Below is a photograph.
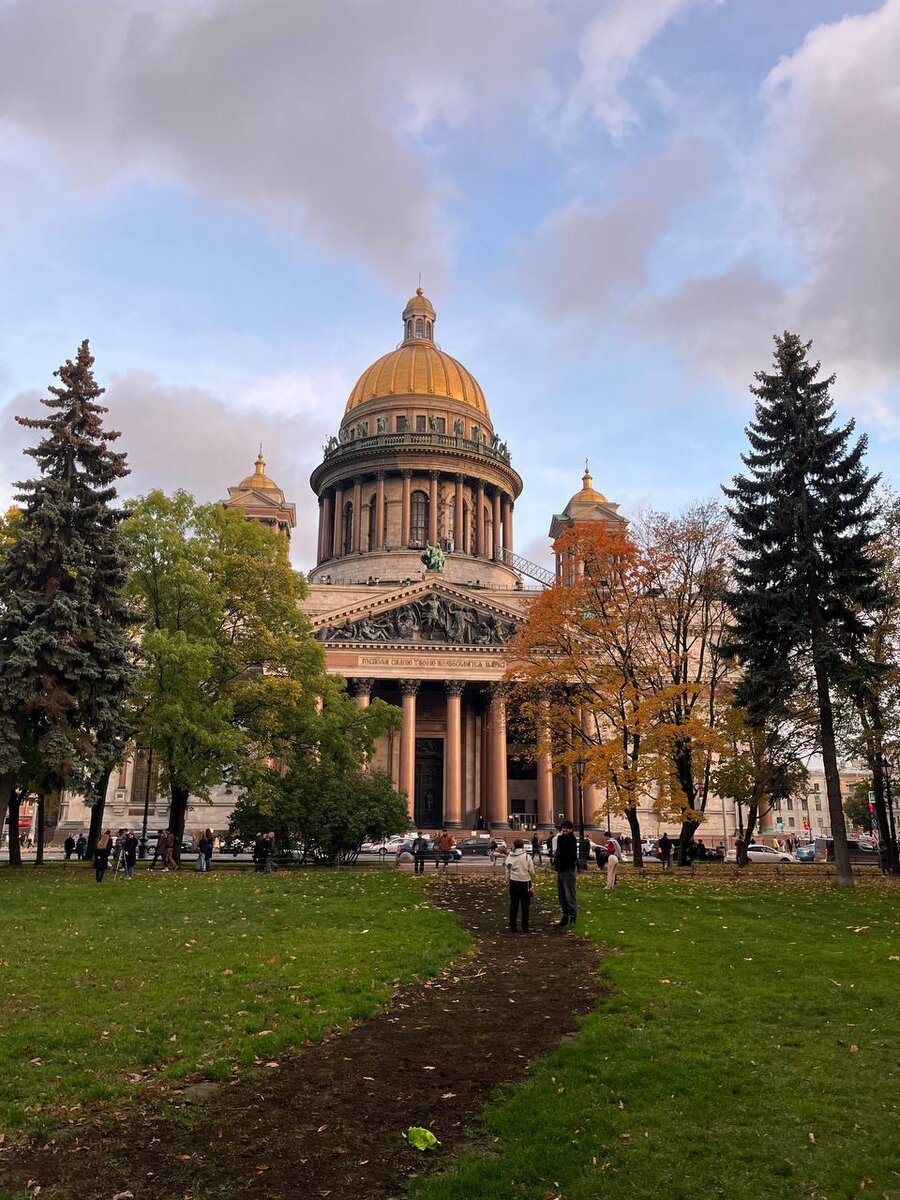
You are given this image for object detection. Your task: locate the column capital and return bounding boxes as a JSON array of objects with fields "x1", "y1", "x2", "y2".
[
  {"x1": 444, "y1": 680, "x2": 465, "y2": 698},
  {"x1": 401, "y1": 468, "x2": 413, "y2": 479},
  {"x1": 399, "y1": 678, "x2": 421, "y2": 697},
  {"x1": 376, "y1": 469, "x2": 386, "y2": 480},
  {"x1": 455, "y1": 471, "x2": 465, "y2": 482},
  {"x1": 350, "y1": 677, "x2": 375, "y2": 698},
  {"x1": 429, "y1": 469, "x2": 440, "y2": 480},
  {"x1": 487, "y1": 680, "x2": 509, "y2": 700}
]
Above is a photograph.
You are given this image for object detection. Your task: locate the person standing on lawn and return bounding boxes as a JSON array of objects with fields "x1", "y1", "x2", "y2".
[
  {"x1": 63, "y1": 834, "x2": 75, "y2": 860},
  {"x1": 122, "y1": 830, "x2": 138, "y2": 880},
  {"x1": 531, "y1": 832, "x2": 542, "y2": 865},
  {"x1": 163, "y1": 828, "x2": 178, "y2": 871},
  {"x1": 94, "y1": 830, "x2": 112, "y2": 883},
  {"x1": 604, "y1": 830, "x2": 621, "y2": 889},
  {"x1": 148, "y1": 829, "x2": 167, "y2": 871},
  {"x1": 196, "y1": 829, "x2": 212, "y2": 871},
  {"x1": 437, "y1": 829, "x2": 455, "y2": 869},
  {"x1": 75, "y1": 833, "x2": 86, "y2": 860},
  {"x1": 506, "y1": 838, "x2": 536, "y2": 932},
  {"x1": 659, "y1": 832, "x2": 671, "y2": 870},
  {"x1": 553, "y1": 819, "x2": 578, "y2": 928},
  {"x1": 411, "y1": 830, "x2": 429, "y2": 875}
]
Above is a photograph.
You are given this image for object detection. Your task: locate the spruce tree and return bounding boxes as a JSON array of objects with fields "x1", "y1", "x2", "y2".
[
  {"x1": 724, "y1": 332, "x2": 886, "y2": 888},
  {"x1": 0, "y1": 341, "x2": 136, "y2": 862}
]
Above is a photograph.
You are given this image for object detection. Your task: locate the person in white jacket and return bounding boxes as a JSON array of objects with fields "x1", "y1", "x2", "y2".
[{"x1": 505, "y1": 838, "x2": 537, "y2": 932}]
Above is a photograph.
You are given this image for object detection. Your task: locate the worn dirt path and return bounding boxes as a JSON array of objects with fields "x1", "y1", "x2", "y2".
[{"x1": 0, "y1": 875, "x2": 602, "y2": 1200}]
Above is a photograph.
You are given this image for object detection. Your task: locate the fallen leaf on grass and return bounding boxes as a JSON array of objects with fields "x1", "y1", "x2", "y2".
[{"x1": 406, "y1": 1127, "x2": 440, "y2": 1152}]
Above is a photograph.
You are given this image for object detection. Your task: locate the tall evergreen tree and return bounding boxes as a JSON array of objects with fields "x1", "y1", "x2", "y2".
[
  {"x1": 724, "y1": 332, "x2": 886, "y2": 888},
  {"x1": 0, "y1": 341, "x2": 136, "y2": 863}
]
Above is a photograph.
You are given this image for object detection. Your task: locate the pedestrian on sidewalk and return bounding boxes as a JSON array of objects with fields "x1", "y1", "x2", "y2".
[
  {"x1": 412, "y1": 830, "x2": 429, "y2": 875},
  {"x1": 94, "y1": 830, "x2": 112, "y2": 883},
  {"x1": 163, "y1": 828, "x2": 178, "y2": 871},
  {"x1": 553, "y1": 819, "x2": 578, "y2": 929},
  {"x1": 531, "y1": 832, "x2": 542, "y2": 865},
  {"x1": 437, "y1": 829, "x2": 455, "y2": 870},
  {"x1": 505, "y1": 838, "x2": 536, "y2": 932}
]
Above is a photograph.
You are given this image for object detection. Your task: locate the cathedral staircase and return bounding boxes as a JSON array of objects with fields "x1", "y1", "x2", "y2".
[{"x1": 498, "y1": 547, "x2": 555, "y2": 588}]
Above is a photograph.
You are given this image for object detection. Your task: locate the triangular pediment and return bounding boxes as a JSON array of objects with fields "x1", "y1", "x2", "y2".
[{"x1": 311, "y1": 578, "x2": 522, "y2": 649}]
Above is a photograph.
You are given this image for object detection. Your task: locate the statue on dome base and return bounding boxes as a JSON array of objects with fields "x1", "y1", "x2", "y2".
[{"x1": 420, "y1": 542, "x2": 445, "y2": 573}]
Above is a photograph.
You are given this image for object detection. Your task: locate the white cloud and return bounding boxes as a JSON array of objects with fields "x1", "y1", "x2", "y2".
[
  {"x1": 564, "y1": 0, "x2": 710, "y2": 137},
  {"x1": 0, "y1": 369, "x2": 333, "y2": 566},
  {"x1": 0, "y1": 0, "x2": 557, "y2": 284}
]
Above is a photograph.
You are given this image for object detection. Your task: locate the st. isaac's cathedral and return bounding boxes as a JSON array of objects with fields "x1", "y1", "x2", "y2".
[
  {"x1": 57, "y1": 289, "x2": 628, "y2": 837},
  {"x1": 223, "y1": 287, "x2": 625, "y2": 833}
]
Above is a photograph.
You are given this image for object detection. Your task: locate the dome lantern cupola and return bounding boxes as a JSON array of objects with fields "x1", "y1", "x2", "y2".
[{"x1": 402, "y1": 287, "x2": 437, "y2": 344}]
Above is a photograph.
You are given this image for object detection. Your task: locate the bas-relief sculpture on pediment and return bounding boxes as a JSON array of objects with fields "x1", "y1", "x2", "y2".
[{"x1": 318, "y1": 594, "x2": 519, "y2": 648}]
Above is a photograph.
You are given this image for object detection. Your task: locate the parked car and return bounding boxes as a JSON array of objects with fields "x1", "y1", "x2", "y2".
[
  {"x1": 396, "y1": 837, "x2": 462, "y2": 861},
  {"x1": 724, "y1": 844, "x2": 793, "y2": 864},
  {"x1": 814, "y1": 837, "x2": 880, "y2": 866},
  {"x1": 458, "y1": 837, "x2": 492, "y2": 856}
]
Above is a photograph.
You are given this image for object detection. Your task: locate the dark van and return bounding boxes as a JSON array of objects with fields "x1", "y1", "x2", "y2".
[{"x1": 814, "y1": 837, "x2": 880, "y2": 866}]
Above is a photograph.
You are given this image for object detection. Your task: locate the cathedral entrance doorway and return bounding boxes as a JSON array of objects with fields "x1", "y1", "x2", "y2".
[{"x1": 414, "y1": 738, "x2": 444, "y2": 828}]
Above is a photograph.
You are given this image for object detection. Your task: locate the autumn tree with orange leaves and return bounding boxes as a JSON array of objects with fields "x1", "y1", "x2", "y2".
[{"x1": 508, "y1": 504, "x2": 732, "y2": 867}]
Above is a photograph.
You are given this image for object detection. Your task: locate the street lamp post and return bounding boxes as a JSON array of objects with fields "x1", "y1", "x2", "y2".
[
  {"x1": 574, "y1": 756, "x2": 587, "y2": 860},
  {"x1": 138, "y1": 745, "x2": 153, "y2": 860}
]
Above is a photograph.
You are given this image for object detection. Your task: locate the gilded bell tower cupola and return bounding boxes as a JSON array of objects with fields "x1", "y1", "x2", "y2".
[{"x1": 402, "y1": 287, "x2": 437, "y2": 344}]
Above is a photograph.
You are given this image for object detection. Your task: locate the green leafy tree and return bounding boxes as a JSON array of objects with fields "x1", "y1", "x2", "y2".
[
  {"x1": 844, "y1": 780, "x2": 873, "y2": 834},
  {"x1": 0, "y1": 342, "x2": 135, "y2": 867},
  {"x1": 835, "y1": 490, "x2": 900, "y2": 871},
  {"x1": 712, "y1": 706, "x2": 808, "y2": 865},
  {"x1": 123, "y1": 490, "x2": 336, "y2": 853},
  {"x1": 724, "y1": 333, "x2": 886, "y2": 888},
  {"x1": 229, "y1": 687, "x2": 404, "y2": 862}
]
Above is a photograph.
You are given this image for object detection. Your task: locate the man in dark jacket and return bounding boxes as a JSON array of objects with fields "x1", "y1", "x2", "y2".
[
  {"x1": 63, "y1": 835, "x2": 76, "y2": 860},
  {"x1": 411, "y1": 831, "x2": 429, "y2": 875},
  {"x1": 553, "y1": 819, "x2": 579, "y2": 929},
  {"x1": 75, "y1": 833, "x2": 87, "y2": 860}
]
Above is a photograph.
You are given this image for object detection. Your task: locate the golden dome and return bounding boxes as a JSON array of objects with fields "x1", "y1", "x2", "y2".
[
  {"x1": 566, "y1": 462, "x2": 607, "y2": 510},
  {"x1": 344, "y1": 289, "x2": 490, "y2": 418},
  {"x1": 238, "y1": 451, "x2": 279, "y2": 491},
  {"x1": 345, "y1": 342, "x2": 488, "y2": 416}
]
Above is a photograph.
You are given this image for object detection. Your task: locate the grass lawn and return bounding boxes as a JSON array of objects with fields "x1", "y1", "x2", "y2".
[
  {"x1": 412, "y1": 872, "x2": 900, "y2": 1200},
  {"x1": 0, "y1": 865, "x2": 468, "y2": 1137}
]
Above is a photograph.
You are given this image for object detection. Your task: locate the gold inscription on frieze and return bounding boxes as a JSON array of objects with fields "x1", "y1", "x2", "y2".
[{"x1": 357, "y1": 655, "x2": 497, "y2": 669}]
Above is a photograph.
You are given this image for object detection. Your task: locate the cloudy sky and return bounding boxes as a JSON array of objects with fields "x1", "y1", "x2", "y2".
[{"x1": 1, "y1": 0, "x2": 898, "y2": 569}]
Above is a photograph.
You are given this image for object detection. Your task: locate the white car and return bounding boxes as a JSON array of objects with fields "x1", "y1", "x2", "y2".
[{"x1": 724, "y1": 844, "x2": 793, "y2": 864}]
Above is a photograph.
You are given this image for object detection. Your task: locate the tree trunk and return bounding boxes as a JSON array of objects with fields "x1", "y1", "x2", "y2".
[
  {"x1": 738, "y1": 802, "x2": 759, "y2": 867},
  {"x1": 625, "y1": 806, "x2": 643, "y2": 867},
  {"x1": 677, "y1": 817, "x2": 700, "y2": 865},
  {"x1": 813, "y1": 660, "x2": 853, "y2": 888},
  {"x1": 7, "y1": 791, "x2": 22, "y2": 867},
  {"x1": 0, "y1": 771, "x2": 14, "y2": 854},
  {"x1": 863, "y1": 707, "x2": 900, "y2": 874},
  {"x1": 85, "y1": 766, "x2": 113, "y2": 860},
  {"x1": 170, "y1": 783, "x2": 190, "y2": 865},
  {"x1": 35, "y1": 795, "x2": 45, "y2": 866}
]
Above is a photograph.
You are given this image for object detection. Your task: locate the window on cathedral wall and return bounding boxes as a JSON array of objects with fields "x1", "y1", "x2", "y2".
[
  {"x1": 447, "y1": 497, "x2": 457, "y2": 546},
  {"x1": 484, "y1": 504, "x2": 493, "y2": 555},
  {"x1": 396, "y1": 415, "x2": 408, "y2": 432},
  {"x1": 410, "y1": 490, "x2": 428, "y2": 547},
  {"x1": 415, "y1": 415, "x2": 427, "y2": 433},
  {"x1": 406, "y1": 319, "x2": 412, "y2": 339},
  {"x1": 342, "y1": 501, "x2": 353, "y2": 555},
  {"x1": 433, "y1": 416, "x2": 446, "y2": 434},
  {"x1": 415, "y1": 317, "x2": 424, "y2": 337}
]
